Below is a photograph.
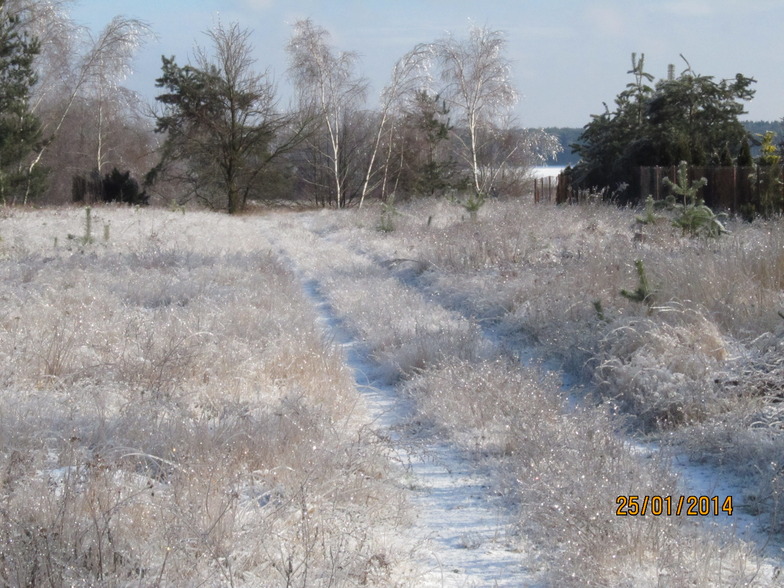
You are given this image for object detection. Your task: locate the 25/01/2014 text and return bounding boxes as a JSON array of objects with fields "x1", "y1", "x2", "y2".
[{"x1": 616, "y1": 495, "x2": 733, "y2": 516}]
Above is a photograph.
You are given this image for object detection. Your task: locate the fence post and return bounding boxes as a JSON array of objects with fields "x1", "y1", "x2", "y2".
[{"x1": 732, "y1": 166, "x2": 737, "y2": 210}]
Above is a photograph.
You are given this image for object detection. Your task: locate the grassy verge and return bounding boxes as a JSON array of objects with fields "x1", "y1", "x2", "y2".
[
  {"x1": 3, "y1": 200, "x2": 781, "y2": 585},
  {"x1": 0, "y1": 208, "x2": 407, "y2": 586}
]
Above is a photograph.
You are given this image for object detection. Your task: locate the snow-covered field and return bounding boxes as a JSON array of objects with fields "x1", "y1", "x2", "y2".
[{"x1": 0, "y1": 201, "x2": 782, "y2": 585}]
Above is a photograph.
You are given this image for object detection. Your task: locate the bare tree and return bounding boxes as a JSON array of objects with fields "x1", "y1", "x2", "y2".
[
  {"x1": 355, "y1": 43, "x2": 432, "y2": 207},
  {"x1": 26, "y1": 11, "x2": 150, "y2": 202},
  {"x1": 434, "y1": 26, "x2": 518, "y2": 195},
  {"x1": 287, "y1": 19, "x2": 367, "y2": 208},
  {"x1": 7, "y1": 0, "x2": 74, "y2": 111}
]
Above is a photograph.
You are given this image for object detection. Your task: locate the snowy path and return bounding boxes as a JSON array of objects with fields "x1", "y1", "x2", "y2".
[
  {"x1": 262, "y1": 210, "x2": 782, "y2": 585},
  {"x1": 265, "y1": 218, "x2": 541, "y2": 586}
]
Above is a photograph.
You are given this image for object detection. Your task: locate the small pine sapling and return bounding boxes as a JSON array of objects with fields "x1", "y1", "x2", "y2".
[
  {"x1": 451, "y1": 189, "x2": 486, "y2": 221},
  {"x1": 663, "y1": 161, "x2": 727, "y2": 238},
  {"x1": 67, "y1": 207, "x2": 94, "y2": 246},
  {"x1": 463, "y1": 191, "x2": 485, "y2": 221},
  {"x1": 593, "y1": 299, "x2": 606, "y2": 322},
  {"x1": 378, "y1": 194, "x2": 398, "y2": 233},
  {"x1": 635, "y1": 195, "x2": 671, "y2": 226},
  {"x1": 621, "y1": 259, "x2": 654, "y2": 307}
]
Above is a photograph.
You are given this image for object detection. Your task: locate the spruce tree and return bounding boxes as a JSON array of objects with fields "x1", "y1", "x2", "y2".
[{"x1": 0, "y1": 0, "x2": 44, "y2": 203}]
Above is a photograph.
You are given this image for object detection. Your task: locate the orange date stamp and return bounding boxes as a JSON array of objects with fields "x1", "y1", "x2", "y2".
[{"x1": 616, "y1": 495, "x2": 733, "y2": 516}]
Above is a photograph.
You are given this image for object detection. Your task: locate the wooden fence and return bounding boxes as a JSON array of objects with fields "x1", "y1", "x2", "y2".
[
  {"x1": 550, "y1": 165, "x2": 784, "y2": 214},
  {"x1": 539, "y1": 173, "x2": 591, "y2": 204},
  {"x1": 533, "y1": 176, "x2": 558, "y2": 203},
  {"x1": 638, "y1": 166, "x2": 760, "y2": 211},
  {"x1": 533, "y1": 173, "x2": 591, "y2": 204}
]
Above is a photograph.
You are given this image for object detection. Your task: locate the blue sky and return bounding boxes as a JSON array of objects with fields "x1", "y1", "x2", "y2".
[{"x1": 69, "y1": 0, "x2": 784, "y2": 128}]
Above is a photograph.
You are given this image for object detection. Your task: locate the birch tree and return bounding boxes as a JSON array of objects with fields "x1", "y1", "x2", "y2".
[
  {"x1": 434, "y1": 26, "x2": 518, "y2": 196},
  {"x1": 7, "y1": 0, "x2": 73, "y2": 112},
  {"x1": 357, "y1": 43, "x2": 431, "y2": 207},
  {"x1": 287, "y1": 19, "x2": 367, "y2": 207},
  {"x1": 26, "y1": 12, "x2": 150, "y2": 202}
]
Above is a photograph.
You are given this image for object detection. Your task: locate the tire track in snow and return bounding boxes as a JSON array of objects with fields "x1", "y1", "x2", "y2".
[
  {"x1": 286, "y1": 214, "x2": 784, "y2": 580},
  {"x1": 265, "y1": 217, "x2": 540, "y2": 587},
  {"x1": 324, "y1": 218, "x2": 784, "y2": 575}
]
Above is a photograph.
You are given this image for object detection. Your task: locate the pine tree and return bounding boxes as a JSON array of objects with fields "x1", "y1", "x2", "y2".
[
  {"x1": 0, "y1": 0, "x2": 44, "y2": 204},
  {"x1": 572, "y1": 54, "x2": 755, "y2": 203},
  {"x1": 150, "y1": 23, "x2": 304, "y2": 214},
  {"x1": 409, "y1": 91, "x2": 458, "y2": 196},
  {"x1": 754, "y1": 131, "x2": 783, "y2": 216}
]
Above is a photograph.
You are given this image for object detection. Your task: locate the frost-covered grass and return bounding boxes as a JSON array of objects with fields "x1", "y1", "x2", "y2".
[
  {"x1": 0, "y1": 207, "x2": 407, "y2": 586},
  {"x1": 403, "y1": 359, "x2": 765, "y2": 586},
  {"x1": 342, "y1": 200, "x2": 783, "y2": 405},
  {"x1": 265, "y1": 203, "x2": 778, "y2": 585},
  {"x1": 373, "y1": 198, "x2": 784, "y2": 542},
  {"x1": 3, "y1": 201, "x2": 783, "y2": 585},
  {"x1": 278, "y1": 197, "x2": 784, "y2": 583}
]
